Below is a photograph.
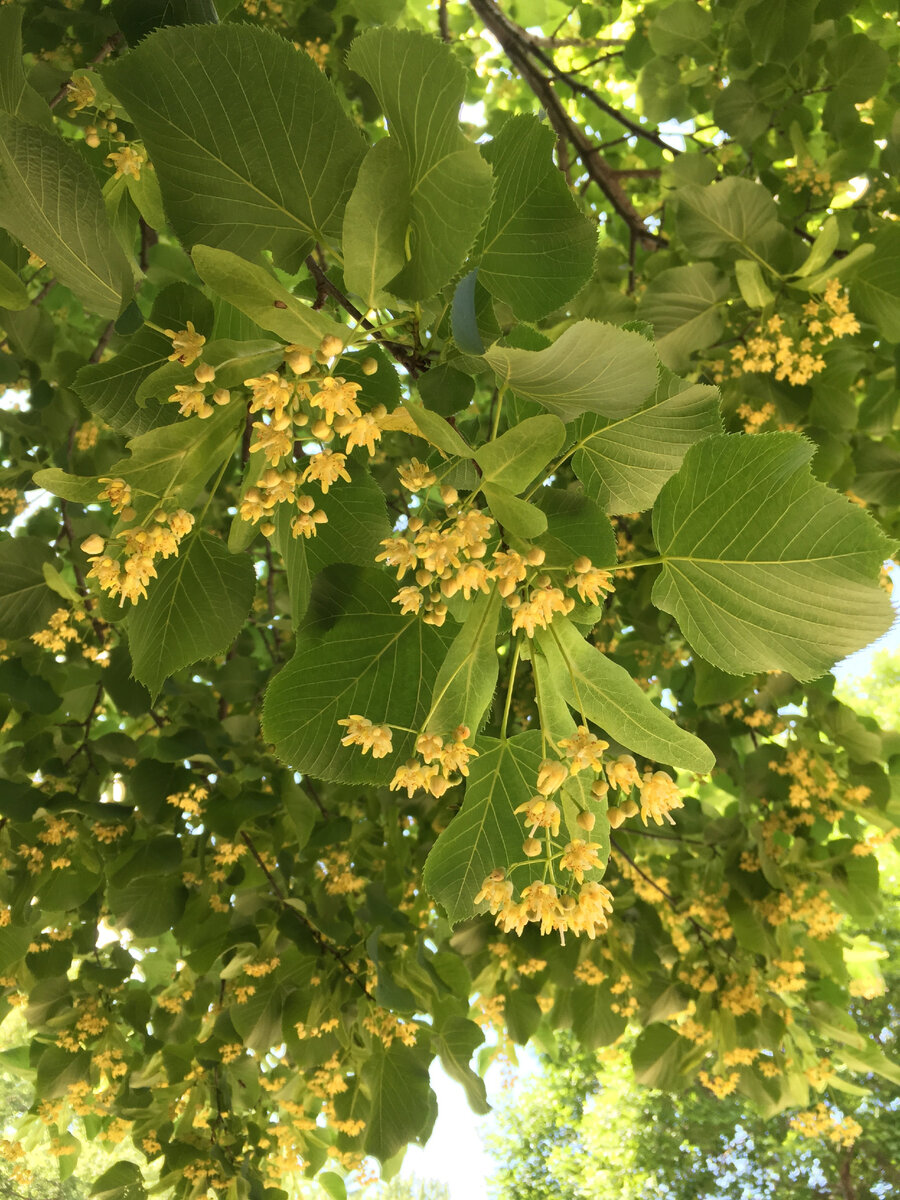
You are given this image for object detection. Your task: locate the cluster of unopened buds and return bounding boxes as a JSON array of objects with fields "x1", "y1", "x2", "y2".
[
  {"x1": 476, "y1": 736, "x2": 685, "y2": 941},
  {"x1": 337, "y1": 716, "x2": 478, "y2": 799},
  {"x1": 377, "y1": 472, "x2": 615, "y2": 630},
  {"x1": 82, "y1": 500, "x2": 195, "y2": 606}
]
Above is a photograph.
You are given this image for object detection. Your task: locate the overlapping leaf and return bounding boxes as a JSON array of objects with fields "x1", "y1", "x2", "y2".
[
  {"x1": 105, "y1": 25, "x2": 366, "y2": 269},
  {"x1": 534, "y1": 619, "x2": 715, "y2": 772},
  {"x1": 484, "y1": 321, "x2": 658, "y2": 423},
  {"x1": 572, "y1": 369, "x2": 722, "y2": 514},
  {"x1": 475, "y1": 115, "x2": 596, "y2": 321},
  {"x1": 347, "y1": 28, "x2": 493, "y2": 300},
  {"x1": 652, "y1": 433, "x2": 895, "y2": 679},
  {"x1": 0, "y1": 115, "x2": 132, "y2": 316},
  {"x1": 128, "y1": 533, "x2": 256, "y2": 699}
]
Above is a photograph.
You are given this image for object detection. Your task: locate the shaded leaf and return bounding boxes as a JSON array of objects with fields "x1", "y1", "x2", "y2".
[
  {"x1": 128, "y1": 533, "x2": 256, "y2": 698},
  {"x1": 347, "y1": 29, "x2": 493, "y2": 299},
  {"x1": 0, "y1": 115, "x2": 132, "y2": 316},
  {"x1": 106, "y1": 25, "x2": 365, "y2": 268},
  {"x1": 476, "y1": 115, "x2": 596, "y2": 321},
  {"x1": 484, "y1": 321, "x2": 657, "y2": 423}
]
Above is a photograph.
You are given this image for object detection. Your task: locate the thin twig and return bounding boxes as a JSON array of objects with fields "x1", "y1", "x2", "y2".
[
  {"x1": 438, "y1": 0, "x2": 451, "y2": 42},
  {"x1": 240, "y1": 831, "x2": 373, "y2": 999},
  {"x1": 303, "y1": 253, "x2": 430, "y2": 377},
  {"x1": 89, "y1": 320, "x2": 115, "y2": 364},
  {"x1": 610, "y1": 836, "x2": 713, "y2": 947}
]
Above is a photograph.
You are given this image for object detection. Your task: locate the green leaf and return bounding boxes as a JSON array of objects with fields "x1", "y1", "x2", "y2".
[
  {"x1": 304, "y1": 465, "x2": 392, "y2": 576},
  {"x1": 107, "y1": 402, "x2": 242, "y2": 505},
  {"x1": 475, "y1": 415, "x2": 566, "y2": 493},
  {"x1": 850, "y1": 227, "x2": 900, "y2": 340},
  {"x1": 110, "y1": 0, "x2": 219, "y2": 42},
  {"x1": 36, "y1": 1046, "x2": 92, "y2": 1101},
  {"x1": 342, "y1": 139, "x2": 408, "y2": 308},
  {"x1": 0, "y1": 115, "x2": 132, "y2": 317},
  {"x1": 648, "y1": 1, "x2": 713, "y2": 57},
  {"x1": 532, "y1": 489, "x2": 617, "y2": 571},
  {"x1": 404, "y1": 403, "x2": 475, "y2": 458},
  {"x1": 0, "y1": 7, "x2": 52, "y2": 127},
  {"x1": 0, "y1": 259, "x2": 27, "y2": 309},
  {"x1": 572, "y1": 371, "x2": 721, "y2": 515},
  {"x1": 793, "y1": 215, "x2": 840, "y2": 279},
  {"x1": 106, "y1": 874, "x2": 186, "y2": 937},
  {"x1": 483, "y1": 482, "x2": 548, "y2": 539},
  {"x1": 90, "y1": 1160, "x2": 146, "y2": 1200},
  {"x1": 0, "y1": 537, "x2": 61, "y2": 639},
  {"x1": 128, "y1": 533, "x2": 256, "y2": 699},
  {"x1": 745, "y1": 0, "x2": 817, "y2": 66},
  {"x1": 484, "y1": 321, "x2": 658, "y2": 423},
  {"x1": 639, "y1": 263, "x2": 729, "y2": 370},
  {"x1": 418, "y1": 363, "x2": 475, "y2": 417},
  {"x1": 31, "y1": 469, "x2": 102, "y2": 505},
  {"x1": 475, "y1": 115, "x2": 596, "y2": 321},
  {"x1": 824, "y1": 33, "x2": 889, "y2": 102},
  {"x1": 105, "y1": 25, "x2": 365, "y2": 268},
  {"x1": 347, "y1": 29, "x2": 493, "y2": 299},
  {"x1": 852, "y1": 439, "x2": 900, "y2": 507},
  {"x1": 426, "y1": 588, "x2": 501, "y2": 735},
  {"x1": 191, "y1": 245, "x2": 346, "y2": 349},
  {"x1": 735, "y1": 259, "x2": 775, "y2": 308},
  {"x1": 262, "y1": 567, "x2": 449, "y2": 784},
  {"x1": 631, "y1": 1023, "x2": 694, "y2": 1088},
  {"x1": 651, "y1": 433, "x2": 895, "y2": 680},
  {"x1": 534, "y1": 619, "x2": 714, "y2": 772},
  {"x1": 73, "y1": 283, "x2": 214, "y2": 435},
  {"x1": 362, "y1": 1042, "x2": 433, "y2": 1163},
  {"x1": 571, "y1": 984, "x2": 628, "y2": 1049},
  {"x1": 433, "y1": 1017, "x2": 490, "y2": 1115},
  {"x1": 674, "y1": 178, "x2": 781, "y2": 261},
  {"x1": 423, "y1": 730, "x2": 544, "y2": 923}
]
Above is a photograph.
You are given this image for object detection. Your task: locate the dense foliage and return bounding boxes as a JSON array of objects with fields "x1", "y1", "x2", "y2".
[{"x1": 0, "y1": 0, "x2": 898, "y2": 1196}]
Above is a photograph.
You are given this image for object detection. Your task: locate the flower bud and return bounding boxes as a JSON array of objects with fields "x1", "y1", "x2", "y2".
[
  {"x1": 523, "y1": 837, "x2": 542, "y2": 858},
  {"x1": 576, "y1": 810, "x2": 596, "y2": 832},
  {"x1": 361, "y1": 357, "x2": 378, "y2": 375},
  {"x1": 319, "y1": 334, "x2": 343, "y2": 359},
  {"x1": 194, "y1": 363, "x2": 216, "y2": 384},
  {"x1": 286, "y1": 350, "x2": 312, "y2": 375},
  {"x1": 525, "y1": 546, "x2": 546, "y2": 566},
  {"x1": 213, "y1": 388, "x2": 231, "y2": 406},
  {"x1": 607, "y1": 806, "x2": 626, "y2": 828},
  {"x1": 80, "y1": 534, "x2": 105, "y2": 556}
]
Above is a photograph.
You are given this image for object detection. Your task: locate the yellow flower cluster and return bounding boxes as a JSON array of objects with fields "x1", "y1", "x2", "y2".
[
  {"x1": 698, "y1": 1069, "x2": 740, "y2": 1099},
  {"x1": 316, "y1": 849, "x2": 366, "y2": 896},
  {"x1": 362, "y1": 1008, "x2": 418, "y2": 1048},
  {"x1": 74, "y1": 419, "x2": 99, "y2": 450},
  {"x1": 604, "y1": 756, "x2": 683, "y2": 827},
  {"x1": 378, "y1": 485, "x2": 615, "y2": 633},
  {"x1": 166, "y1": 783, "x2": 208, "y2": 817},
  {"x1": 0, "y1": 486, "x2": 24, "y2": 517},
  {"x1": 713, "y1": 280, "x2": 860, "y2": 388},
  {"x1": 789, "y1": 1103, "x2": 862, "y2": 1148},
  {"x1": 31, "y1": 608, "x2": 82, "y2": 653},
  {"x1": 784, "y1": 156, "x2": 831, "y2": 197},
  {"x1": 84, "y1": 507, "x2": 195, "y2": 606}
]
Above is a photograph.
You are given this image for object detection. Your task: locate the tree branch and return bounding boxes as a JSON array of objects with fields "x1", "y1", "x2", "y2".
[{"x1": 468, "y1": 0, "x2": 664, "y2": 246}]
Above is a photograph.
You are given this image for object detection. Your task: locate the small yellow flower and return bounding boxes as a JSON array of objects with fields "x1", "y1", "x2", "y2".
[{"x1": 106, "y1": 146, "x2": 145, "y2": 179}]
